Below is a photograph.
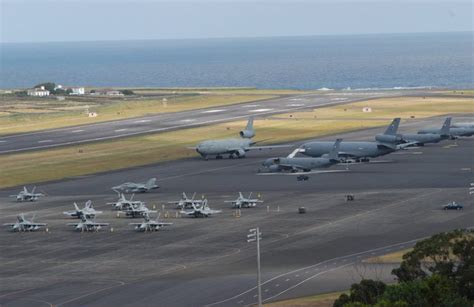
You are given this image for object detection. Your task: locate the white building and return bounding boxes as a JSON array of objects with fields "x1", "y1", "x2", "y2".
[
  {"x1": 27, "y1": 86, "x2": 50, "y2": 97},
  {"x1": 69, "y1": 87, "x2": 85, "y2": 95}
]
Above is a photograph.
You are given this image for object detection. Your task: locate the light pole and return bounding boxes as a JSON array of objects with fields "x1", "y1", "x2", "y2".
[{"x1": 248, "y1": 227, "x2": 262, "y2": 307}]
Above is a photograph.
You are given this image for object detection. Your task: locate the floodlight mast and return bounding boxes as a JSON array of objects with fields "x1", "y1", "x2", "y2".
[{"x1": 248, "y1": 227, "x2": 262, "y2": 307}]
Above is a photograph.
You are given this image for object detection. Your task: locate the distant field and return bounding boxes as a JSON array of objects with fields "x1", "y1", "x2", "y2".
[
  {"x1": 0, "y1": 93, "x2": 277, "y2": 135},
  {"x1": 1, "y1": 95, "x2": 472, "y2": 188},
  {"x1": 265, "y1": 291, "x2": 346, "y2": 307}
]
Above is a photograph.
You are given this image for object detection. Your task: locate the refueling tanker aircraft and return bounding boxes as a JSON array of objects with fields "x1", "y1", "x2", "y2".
[
  {"x1": 192, "y1": 117, "x2": 291, "y2": 160},
  {"x1": 398, "y1": 117, "x2": 452, "y2": 145},
  {"x1": 299, "y1": 118, "x2": 411, "y2": 162},
  {"x1": 418, "y1": 118, "x2": 474, "y2": 138},
  {"x1": 261, "y1": 139, "x2": 343, "y2": 173}
]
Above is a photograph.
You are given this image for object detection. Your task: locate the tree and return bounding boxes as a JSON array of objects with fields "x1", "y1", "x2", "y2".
[
  {"x1": 121, "y1": 89, "x2": 134, "y2": 95},
  {"x1": 334, "y1": 279, "x2": 386, "y2": 306},
  {"x1": 34, "y1": 82, "x2": 55, "y2": 92},
  {"x1": 392, "y1": 229, "x2": 473, "y2": 300}
]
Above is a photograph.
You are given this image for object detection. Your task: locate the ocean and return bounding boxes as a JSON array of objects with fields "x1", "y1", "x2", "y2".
[{"x1": 0, "y1": 32, "x2": 472, "y2": 90}]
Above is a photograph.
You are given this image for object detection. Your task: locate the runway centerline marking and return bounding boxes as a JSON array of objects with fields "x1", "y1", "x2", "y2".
[
  {"x1": 249, "y1": 108, "x2": 273, "y2": 112},
  {"x1": 134, "y1": 119, "x2": 151, "y2": 123},
  {"x1": 202, "y1": 109, "x2": 226, "y2": 113},
  {"x1": 71, "y1": 130, "x2": 84, "y2": 133},
  {"x1": 38, "y1": 140, "x2": 52, "y2": 143},
  {"x1": 114, "y1": 129, "x2": 127, "y2": 132}
]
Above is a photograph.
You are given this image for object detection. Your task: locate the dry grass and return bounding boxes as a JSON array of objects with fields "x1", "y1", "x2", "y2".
[
  {"x1": 265, "y1": 291, "x2": 346, "y2": 307},
  {"x1": 363, "y1": 249, "x2": 412, "y2": 264},
  {"x1": 1, "y1": 96, "x2": 472, "y2": 188},
  {"x1": 0, "y1": 94, "x2": 277, "y2": 135}
]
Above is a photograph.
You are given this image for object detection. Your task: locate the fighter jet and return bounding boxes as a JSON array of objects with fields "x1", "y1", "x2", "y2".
[
  {"x1": 67, "y1": 215, "x2": 109, "y2": 232},
  {"x1": 129, "y1": 213, "x2": 172, "y2": 232},
  {"x1": 63, "y1": 200, "x2": 103, "y2": 219},
  {"x1": 418, "y1": 117, "x2": 473, "y2": 138},
  {"x1": 299, "y1": 119, "x2": 408, "y2": 162},
  {"x1": 193, "y1": 117, "x2": 291, "y2": 160},
  {"x1": 4, "y1": 213, "x2": 47, "y2": 232},
  {"x1": 399, "y1": 117, "x2": 452, "y2": 145},
  {"x1": 180, "y1": 199, "x2": 221, "y2": 217},
  {"x1": 112, "y1": 178, "x2": 159, "y2": 193},
  {"x1": 262, "y1": 139, "x2": 343, "y2": 173},
  {"x1": 120, "y1": 203, "x2": 157, "y2": 218},
  {"x1": 107, "y1": 193, "x2": 145, "y2": 211},
  {"x1": 224, "y1": 192, "x2": 264, "y2": 208},
  {"x1": 168, "y1": 192, "x2": 204, "y2": 209},
  {"x1": 10, "y1": 186, "x2": 44, "y2": 202}
]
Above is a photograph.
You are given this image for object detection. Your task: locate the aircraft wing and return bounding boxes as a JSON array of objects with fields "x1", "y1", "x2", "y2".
[
  {"x1": 3, "y1": 223, "x2": 16, "y2": 226},
  {"x1": 245, "y1": 144, "x2": 293, "y2": 151},
  {"x1": 29, "y1": 223, "x2": 47, "y2": 226},
  {"x1": 376, "y1": 143, "x2": 398, "y2": 150},
  {"x1": 63, "y1": 211, "x2": 77, "y2": 216},
  {"x1": 89, "y1": 222, "x2": 109, "y2": 226},
  {"x1": 258, "y1": 169, "x2": 348, "y2": 176},
  {"x1": 180, "y1": 210, "x2": 195, "y2": 215}
]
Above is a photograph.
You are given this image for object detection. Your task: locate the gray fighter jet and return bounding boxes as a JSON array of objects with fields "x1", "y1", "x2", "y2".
[
  {"x1": 400, "y1": 117, "x2": 452, "y2": 145},
  {"x1": 262, "y1": 139, "x2": 343, "y2": 173},
  {"x1": 299, "y1": 119, "x2": 407, "y2": 162},
  {"x1": 180, "y1": 199, "x2": 221, "y2": 218},
  {"x1": 4, "y1": 213, "x2": 47, "y2": 232},
  {"x1": 107, "y1": 193, "x2": 145, "y2": 211},
  {"x1": 193, "y1": 117, "x2": 290, "y2": 160},
  {"x1": 10, "y1": 186, "x2": 44, "y2": 202},
  {"x1": 418, "y1": 118, "x2": 473, "y2": 138},
  {"x1": 67, "y1": 215, "x2": 109, "y2": 232},
  {"x1": 63, "y1": 200, "x2": 103, "y2": 219},
  {"x1": 120, "y1": 203, "x2": 157, "y2": 218},
  {"x1": 168, "y1": 192, "x2": 204, "y2": 209},
  {"x1": 112, "y1": 178, "x2": 159, "y2": 193},
  {"x1": 129, "y1": 213, "x2": 172, "y2": 232},
  {"x1": 224, "y1": 192, "x2": 264, "y2": 208}
]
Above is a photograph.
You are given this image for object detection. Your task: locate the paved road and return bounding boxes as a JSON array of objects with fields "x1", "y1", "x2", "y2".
[
  {"x1": 0, "y1": 90, "x2": 428, "y2": 154},
  {"x1": 0, "y1": 117, "x2": 472, "y2": 307}
]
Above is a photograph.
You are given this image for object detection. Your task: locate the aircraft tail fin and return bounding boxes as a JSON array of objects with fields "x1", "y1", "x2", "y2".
[
  {"x1": 239, "y1": 192, "x2": 243, "y2": 199},
  {"x1": 146, "y1": 178, "x2": 157, "y2": 188},
  {"x1": 440, "y1": 117, "x2": 452, "y2": 136},
  {"x1": 23, "y1": 186, "x2": 28, "y2": 193},
  {"x1": 74, "y1": 202, "x2": 80, "y2": 211},
  {"x1": 328, "y1": 139, "x2": 343, "y2": 160},
  {"x1": 384, "y1": 118, "x2": 400, "y2": 135},
  {"x1": 85, "y1": 200, "x2": 92, "y2": 208},
  {"x1": 239, "y1": 117, "x2": 255, "y2": 138}
]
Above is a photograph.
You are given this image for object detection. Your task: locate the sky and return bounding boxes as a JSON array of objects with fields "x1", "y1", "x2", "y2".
[{"x1": 0, "y1": 0, "x2": 472, "y2": 43}]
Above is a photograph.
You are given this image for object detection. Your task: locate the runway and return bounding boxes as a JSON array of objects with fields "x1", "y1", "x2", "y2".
[
  {"x1": 0, "y1": 116, "x2": 473, "y2": 307},
  {"x1": 0, "y1": 89, "x2": 433, "y2": 154}
]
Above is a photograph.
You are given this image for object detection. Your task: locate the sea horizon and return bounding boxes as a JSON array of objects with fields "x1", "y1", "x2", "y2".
[{"x1": 1, "y1": 31, "x2": 472, "y2": 90}]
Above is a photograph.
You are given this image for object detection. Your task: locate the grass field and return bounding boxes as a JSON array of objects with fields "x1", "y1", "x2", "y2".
[
  {"x1": 0, "y1": 93, "x2": 277, "y2": 135},
  {"x1": 363, "y1": 249, "x2": 412, "y2": 264},
  {"x1": 265, "y1": 291, "x2": 346, "y2": 307},
  {"x1": 0, "y1": 96, "x2": 472, "y2": 188}
]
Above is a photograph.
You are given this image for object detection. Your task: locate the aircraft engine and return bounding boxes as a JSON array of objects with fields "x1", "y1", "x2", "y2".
[
  {"x1": 236, "y1": 149, "x2": 246, "y2": 157},
  {"x1": 239, "y1": 129, "x2": 255, "y2": 138},
  {"x1": 269, "y1": 165, "x2": 280, "y2": 172},
  {"x1": 375, "y1": 134, "x2": 403, "y2": 144}
]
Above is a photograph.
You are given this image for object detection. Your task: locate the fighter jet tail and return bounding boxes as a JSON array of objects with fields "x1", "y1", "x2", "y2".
[
  {"x1": 239, "y1": 117, "x2": 255, "y2": 138},
  {"x1": 145, "y1": 178, "x2": 157, "y2": 189},
  {"x1": 439, "y1": 117, "x2": 452, "y2": 136}
]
